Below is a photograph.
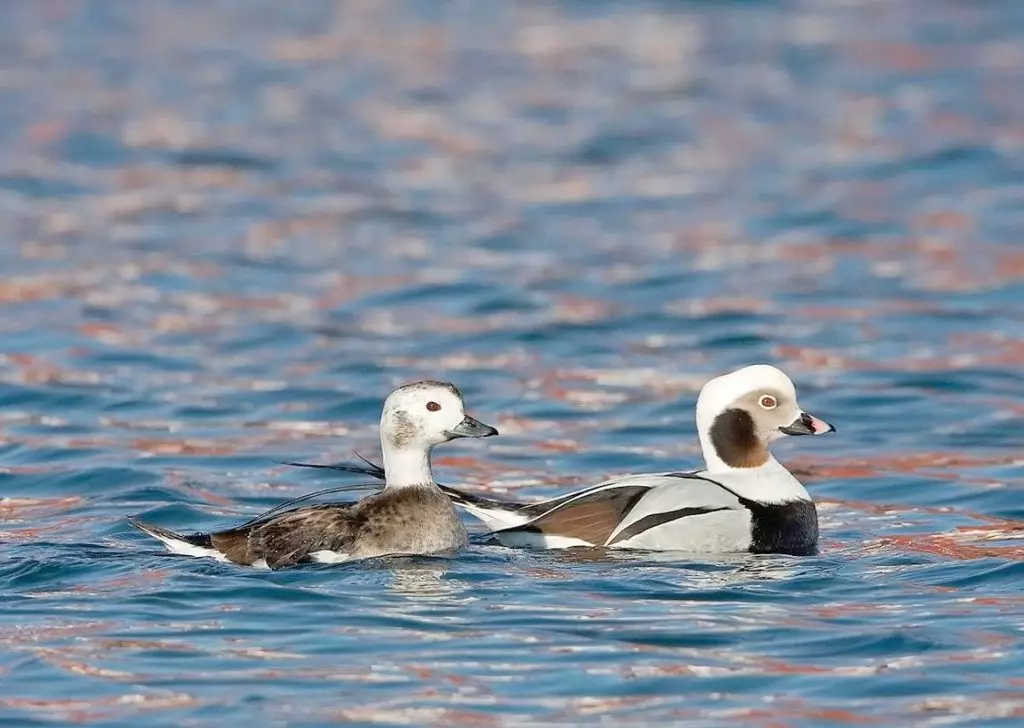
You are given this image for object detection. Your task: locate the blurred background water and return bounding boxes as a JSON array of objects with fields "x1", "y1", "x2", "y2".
[{"x1": 1, "y1": 0, "x2": 1023, "y2": 725}]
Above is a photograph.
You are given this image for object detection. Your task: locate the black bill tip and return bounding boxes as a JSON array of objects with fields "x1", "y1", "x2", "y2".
[
  {"x1": 779, "y1": 411, "x2": 835, "y2": 436},
  {"x1": 446, "y1": 415, "x2": 499, "y2": 439}
]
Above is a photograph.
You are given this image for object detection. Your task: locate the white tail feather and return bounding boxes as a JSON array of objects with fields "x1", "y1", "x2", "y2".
[{"x1": 456, "y1": 502, "x2": 531, "y2": 530}]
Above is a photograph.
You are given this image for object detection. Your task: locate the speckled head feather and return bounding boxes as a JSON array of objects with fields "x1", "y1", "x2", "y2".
[
  {"x1": 392, "y1": 380, "x2": 462, "y2": 398},
  {"x1": 379, "y1": 380, "x2": 497, "y2": 488},
  {"x1": 381, "y1": 381, "x2": 469, "y2": 450}
]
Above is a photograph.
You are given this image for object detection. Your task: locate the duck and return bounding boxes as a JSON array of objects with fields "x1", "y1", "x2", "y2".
[
  {"x1": 295, "y1": 365, "x2": 833, "y2": 555},
  {"x1": 128, "y1": 381, "x2": 498, "y2": 568}
]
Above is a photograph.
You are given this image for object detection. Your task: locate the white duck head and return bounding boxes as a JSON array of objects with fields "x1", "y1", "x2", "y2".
[
  {"x1": 380, "y1": 381, "x2": 498, "y2": 487},
  {"x1": 695, "y1": 364, "x2": 833, "y2": 473}
]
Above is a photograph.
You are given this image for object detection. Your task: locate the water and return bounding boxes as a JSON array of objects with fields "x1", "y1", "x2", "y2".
[{"x1": 1, "y1": 0, "x2": 1023, "y2": 724}]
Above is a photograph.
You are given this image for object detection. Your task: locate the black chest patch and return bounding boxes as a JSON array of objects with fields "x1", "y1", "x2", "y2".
[{"x1": 740, "y1": 498, "x2": 818, "y2": 555}]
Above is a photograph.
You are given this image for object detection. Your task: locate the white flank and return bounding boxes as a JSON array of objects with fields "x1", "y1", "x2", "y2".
[
  {"x1": 150, "y1": 533, "x2": 228, "y2": 562},
  {"x1": 607, "y1": 509, "x2": 752, "y2": 552},
  {"x1": 309, "y1": 550, "x2": 353, "y2": 564},
  {"x1": 493, "y1": 531, "x2": 593, "y2": 549}
]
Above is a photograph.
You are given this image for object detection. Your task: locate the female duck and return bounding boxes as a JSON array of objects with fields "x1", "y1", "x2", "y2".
[{"x1": 129, "y1": 381, "x2": 498, "y2": 568}]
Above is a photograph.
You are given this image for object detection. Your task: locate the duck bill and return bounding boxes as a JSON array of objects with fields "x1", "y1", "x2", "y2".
[
  {"x1": 779, "y1": 411, "x2": 835, "y2": 436},
  {"x1": 446, "y1": 415, "x2": 499, "y2": 439}
]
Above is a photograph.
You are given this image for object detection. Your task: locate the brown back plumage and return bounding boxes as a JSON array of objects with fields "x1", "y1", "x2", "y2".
[{"x1": 211, "y1": 504, "x2": 357, "y2": 568}]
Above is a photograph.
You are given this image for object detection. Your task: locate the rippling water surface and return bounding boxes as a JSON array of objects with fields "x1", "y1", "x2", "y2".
[{"x1": 1, "y1": 1, "x2": 1024, "y2": 725}]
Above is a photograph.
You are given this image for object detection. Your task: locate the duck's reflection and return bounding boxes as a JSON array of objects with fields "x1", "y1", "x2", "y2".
[
  {"x1": 505, "y1": 540, "x2": 825, "y2": 587},
  {"x1": 377, "y1": 556, "x2": 468, "y2": 602}
]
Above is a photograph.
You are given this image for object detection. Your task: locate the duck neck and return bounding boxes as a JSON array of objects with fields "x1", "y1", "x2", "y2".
[
  {"x1": 381, "y1": 445, "x2": 435, "y2": 489},
  {"x1": 698, "y1": 425, "x2": 732, "y2": 473},
  {"x1": 699, "y1": 427, "x2": 726, "y2": 473},
  {"x1": 703, "y1": 454, "x2": 812, "y2": 504}
]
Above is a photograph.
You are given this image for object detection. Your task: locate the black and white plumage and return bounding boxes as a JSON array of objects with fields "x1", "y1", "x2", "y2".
[
  {"x1": 129, "y1": 381, "x2": 498, "y2": 568},
  {"x1": 300, "y1": 365, "x2": 833, "y2": 555}
]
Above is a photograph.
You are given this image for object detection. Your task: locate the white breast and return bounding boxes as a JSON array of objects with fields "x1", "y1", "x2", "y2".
[{"x1": 309, "y1": 550, "x2": 353, "y2": 564}]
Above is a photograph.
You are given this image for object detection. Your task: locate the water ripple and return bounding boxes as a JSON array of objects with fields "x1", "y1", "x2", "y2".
[{"x1": 1, "y1": 0, "x2": 1023, "y2": 725}]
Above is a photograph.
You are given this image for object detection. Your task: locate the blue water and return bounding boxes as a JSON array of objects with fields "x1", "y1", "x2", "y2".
[{"x1": 2, "y1": 0, "x2": 1024, "y2": 725}]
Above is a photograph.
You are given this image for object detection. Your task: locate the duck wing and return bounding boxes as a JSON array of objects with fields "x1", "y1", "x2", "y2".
[
  {"x1": 430, "y1": 475, "x2": 672, "y2": 532},
  {"x1": 130, "y1": 503, "x2": 359, "y2": 569},
  {"x1": 493, "y1": 472, "x2": 745, "y2": 549},
  {"x1": 214, "y1": 503, "x2": 358, "y2": 568}
]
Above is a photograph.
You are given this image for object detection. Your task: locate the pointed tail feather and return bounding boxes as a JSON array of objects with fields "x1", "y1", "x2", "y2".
[{"x1": 128, "y1": 516, "x2": 219, "y2": 558}]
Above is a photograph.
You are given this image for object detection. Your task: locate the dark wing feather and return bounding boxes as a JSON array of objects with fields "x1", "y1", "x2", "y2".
[
  {"x1": 207, "y1": 528, "x2": 254, "y2": 564},
  {"x1": 497, "y1": 486, "x2": 650, "y2": 545},
  {"x1": 212, "y1": 504, "x2": 358, "y2": 568},
  {"x1": 606, "y1": 506, "x2": 732, "y2": 545},
  {"x1": 457, "y1": 472, "x2": 705, "y2": 523}
]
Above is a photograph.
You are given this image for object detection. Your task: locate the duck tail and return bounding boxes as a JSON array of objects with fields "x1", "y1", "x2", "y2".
[{"x1": 128, "y1": 516, "x2": 216, "y2": 556}]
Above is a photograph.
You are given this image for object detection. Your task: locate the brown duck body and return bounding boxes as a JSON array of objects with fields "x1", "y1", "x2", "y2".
[
  {"x1": 131, "y1": 484, "x2": 468, "y2": 569},
  {"x1": 130, "y1": 379, "x2": 497, "y2": 567}
]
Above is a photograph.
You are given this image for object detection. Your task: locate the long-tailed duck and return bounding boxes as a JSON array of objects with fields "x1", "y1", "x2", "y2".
[{"x1": 129, "y1": 381, "x2": 498, "y2": 568}]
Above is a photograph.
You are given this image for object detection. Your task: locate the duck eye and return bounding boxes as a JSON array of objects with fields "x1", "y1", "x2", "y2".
[
  {"x1": 759, "y1": 395, "x2": 778, "y2": 410},
  {"x1": 426, "y1": 401, "x2": 441, "y2": 412}
]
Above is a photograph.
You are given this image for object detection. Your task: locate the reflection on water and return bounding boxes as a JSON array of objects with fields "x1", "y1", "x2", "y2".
[
  {"x1": 1, "y1": 0, "x2": 1024, "y2": 725},
  {"x1": 382, "y1": 558, "x2": 467, "y2": 603}
]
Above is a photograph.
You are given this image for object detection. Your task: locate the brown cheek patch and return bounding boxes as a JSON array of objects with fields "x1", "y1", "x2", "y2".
[
  {"x1": 709, "y1": 408, "x2": 769, "y2": 468},
  {"x1": 389, "y1": 411, "x2": 417, "y2": 448}
]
